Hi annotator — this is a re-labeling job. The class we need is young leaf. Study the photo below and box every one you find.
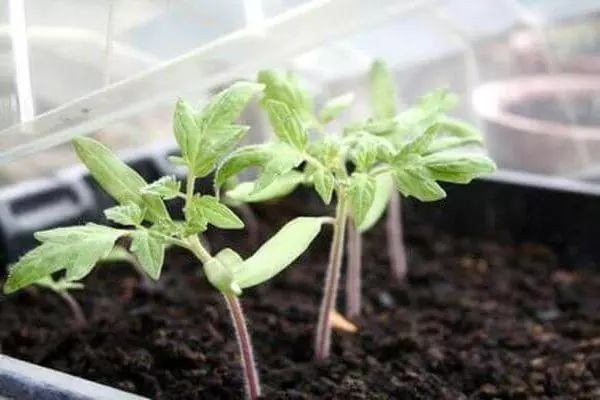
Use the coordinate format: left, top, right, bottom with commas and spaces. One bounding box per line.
101, 246, 138, 265
422, 151, 496, 184
348, 173, 376, 227
423, 135, 483, 156
72, 137, 169, 223
254, 145, 304, 192
197, 81, 264, 131
320, 92, 354, 124
190, 195, 244, 229
419, 88, 458, 115
313, 168, 334, 205
393, 124, 440, 166
192, 124, 249, 177
215, 144, 272, 187
168, 155, 187, 168
34, 276, 84, 292
264, 99, 308, 150
130, 230, 166, 280
286, 71, 315, 125
352, 140, 379, 172
358, 171, 394, 232
104, 202, 144, 226
259, 70, 299, 108
308, 137, 343, 167
232, 217, 327, 288
4, 224, 125, 293
184, 200, 209, 234
141, 176, 181, 200
258, 69, 313, 125
226, 170, 304, 203
393, 167, 446, 202
173, 99, 201, 167
369, 59, 397, 119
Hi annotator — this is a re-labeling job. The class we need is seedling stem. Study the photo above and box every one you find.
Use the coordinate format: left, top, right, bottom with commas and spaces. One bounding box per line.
386, 190, 407, 280
345, 219, 362, 318
315, 191, 348, 360
59, 291, 86, 329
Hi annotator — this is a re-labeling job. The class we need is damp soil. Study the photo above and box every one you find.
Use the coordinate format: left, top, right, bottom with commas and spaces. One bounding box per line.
0, 194, 599, 399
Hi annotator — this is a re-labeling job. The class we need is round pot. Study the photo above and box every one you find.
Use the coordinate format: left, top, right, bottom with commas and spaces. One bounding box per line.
472, 74, 600, 175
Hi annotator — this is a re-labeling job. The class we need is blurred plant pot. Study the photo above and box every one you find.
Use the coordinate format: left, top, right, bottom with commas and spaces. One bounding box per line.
567, 56, 600, 74
472, 74, 600, 174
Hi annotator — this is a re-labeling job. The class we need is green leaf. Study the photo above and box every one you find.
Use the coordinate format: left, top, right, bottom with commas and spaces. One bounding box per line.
423, 136, 483, 155
203, 248, 243, 294
369, 59, 397, 119
72, 137, 169, 223
215, 144, 272, 187
189, 195, 244, 229
226, 170, 304, 203
168, 155, 187, 168
258, 69, 314, 126
264, 99, 308, 150
358, 171, 394, 232
197, 81, 264, 130
394, 124, 440, 166
34, 276, 84, 292
308, 137, 343, 170
285, 71, 315, 118
184, 198, 209, 234
254, 144, 304, 192
141, 176, 181, 200
104, 202, 144, 226
393, 167, 446, 202
130, 230, 166, 280
320, 92, 354, 124
233, 217, 327, 288
422, 151, 496, 184
348, 173, 376, 226
101, 246, 138, 265
313, 168, 335, 205
173, 99, 201, 168
192, 124, 249, 177
4, 224, 125, 293
352, 140, 379, 172
419, 88, 458, 115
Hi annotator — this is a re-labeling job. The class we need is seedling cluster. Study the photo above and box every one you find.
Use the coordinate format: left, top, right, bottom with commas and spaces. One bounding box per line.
2, 60, 495, 399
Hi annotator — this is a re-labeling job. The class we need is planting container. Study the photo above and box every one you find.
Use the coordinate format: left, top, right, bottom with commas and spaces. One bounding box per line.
0, 355, 148, 400
472, 74, 600, 175
0, 141, 598, 397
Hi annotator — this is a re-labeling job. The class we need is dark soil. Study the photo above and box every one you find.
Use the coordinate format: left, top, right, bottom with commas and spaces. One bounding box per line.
1, 193, 599, 399
508, 95, 600, 127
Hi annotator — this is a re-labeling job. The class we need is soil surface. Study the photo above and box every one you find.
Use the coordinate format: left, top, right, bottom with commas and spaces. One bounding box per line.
0, 193, 599, 399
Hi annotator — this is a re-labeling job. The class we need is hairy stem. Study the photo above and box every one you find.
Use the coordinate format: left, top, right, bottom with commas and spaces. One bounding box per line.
224, 293, 261, 400
387, 190, 407, 280
59, 291, 86, 329
315, 192, 349, 360
345, 219, 362, 318
236, 203, 260, 248
187, 234, 212, 264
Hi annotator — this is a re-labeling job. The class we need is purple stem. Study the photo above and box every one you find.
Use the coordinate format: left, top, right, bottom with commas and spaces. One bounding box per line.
236, 203, 260, 248
387, 190, 407, 281
59, 291, 86, 329
345, 219, 362, 318
224, 293, 261, 400
315, 193, 349, 360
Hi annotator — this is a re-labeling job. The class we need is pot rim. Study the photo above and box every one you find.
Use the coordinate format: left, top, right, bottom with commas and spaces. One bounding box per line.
472, 74, 600, 141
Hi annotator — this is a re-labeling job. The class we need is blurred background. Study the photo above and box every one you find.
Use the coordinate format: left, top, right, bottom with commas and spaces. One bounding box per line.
1, 0, 600, 190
